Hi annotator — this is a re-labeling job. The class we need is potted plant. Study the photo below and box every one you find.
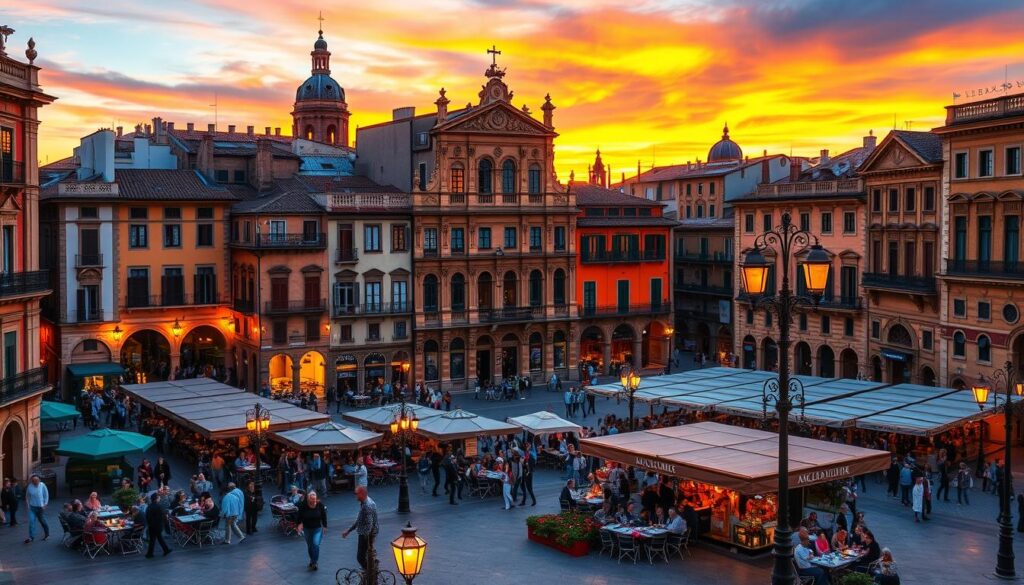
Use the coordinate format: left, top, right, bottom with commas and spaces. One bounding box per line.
111, 485, 140, 512
840, 572, 875, 585
525, 511, 599, 557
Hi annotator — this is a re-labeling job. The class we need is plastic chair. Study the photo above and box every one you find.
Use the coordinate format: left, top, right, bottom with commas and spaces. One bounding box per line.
615, 532, 638, 564
82, 531, 110, 558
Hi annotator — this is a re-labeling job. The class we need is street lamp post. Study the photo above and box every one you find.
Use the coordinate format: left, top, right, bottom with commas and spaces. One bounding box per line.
391, 370, 419, 515
245, 402, 271, 499
619, 366, 641, 431
336, 523, 427, 585
971, 361, 1022, 580
741, 212, 831, 585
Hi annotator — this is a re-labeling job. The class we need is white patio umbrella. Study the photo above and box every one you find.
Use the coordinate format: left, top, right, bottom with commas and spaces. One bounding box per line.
272, 421, 383, 451
507, 411, 582, 435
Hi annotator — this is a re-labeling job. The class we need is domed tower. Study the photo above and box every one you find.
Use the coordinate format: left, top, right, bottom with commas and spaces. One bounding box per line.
291, 28, 350, 146
707, 123, 742, 163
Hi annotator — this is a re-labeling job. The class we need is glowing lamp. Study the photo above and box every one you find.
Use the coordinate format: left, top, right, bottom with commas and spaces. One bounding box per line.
111, 325, 123, 343
411, 415, 419, 431
741, 248, 770, 297
390, 420, 400, 434
1016, 382, 1023, 397
800, 245, 832, 297
171, 318, 183, 338
391, 522, 427, 583
972, 378, 991, 411
402, 362, 411, 374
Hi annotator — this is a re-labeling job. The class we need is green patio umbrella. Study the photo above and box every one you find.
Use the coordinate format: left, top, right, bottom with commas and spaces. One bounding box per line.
55, 428, 156, 461
40, 401, 81, 424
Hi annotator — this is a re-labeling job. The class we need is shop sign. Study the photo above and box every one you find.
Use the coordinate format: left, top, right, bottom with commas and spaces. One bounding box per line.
635, 456, 676, 475
795, 465, 850, 486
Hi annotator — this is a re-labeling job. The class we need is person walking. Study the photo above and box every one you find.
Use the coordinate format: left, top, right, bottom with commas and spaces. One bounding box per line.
911, 477, 924, 522
956, 461, 972, 505
1, 478, 17, 526
342, 487, 379, 572
500, 466, 513, 510
155, 456, 172, 489
937, 452, 951, 503
899, 462, 913, 506
353, 460, 368, 492
308, 453, 328, 496
509, 452, 524, 504
220, 482, 246, 544
563, 387, 573, 418
295, 490, 328, 571
144, 492, 172, 558
586, 390, 596, 416
518, 454, 536, 506
430, 449, 442, 497
443, 454, 459, 505
243, 480, 260, 534
886, 456, 900, 498
416, 455, 431, 494
24, 474, 49, 544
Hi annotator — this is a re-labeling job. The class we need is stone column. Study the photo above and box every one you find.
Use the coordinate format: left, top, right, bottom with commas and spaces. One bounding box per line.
602, 340, 612, 376
292, 361, 301, 397
169, 353, 180, 380
632, 339, 642, 370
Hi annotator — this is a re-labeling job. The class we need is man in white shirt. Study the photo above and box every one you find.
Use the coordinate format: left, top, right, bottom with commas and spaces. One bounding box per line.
24, 474, 50, 543
794, 532, 830, 585
665, 507, 687, 535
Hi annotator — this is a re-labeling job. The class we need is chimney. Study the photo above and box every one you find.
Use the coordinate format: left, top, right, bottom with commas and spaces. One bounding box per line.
265, 127, 271, 136
392, 107, 416, 121
187, 122, 195, 132
228, 124, 236, 133
863, 130, 877, 149
247, 125, 254, 136
197, 133, 214, 179
763, 149, 767, 157
116, 126, 123, 138
761, 160, 770, 184
274, 127, 281, 136
207, 123, 216, 133
166, 122, 175, 132
256, 137, 274, 191
789, 159, 802, 182
151, 117, 165, 144
819, 149, 830, 165
144, 124, 151, 136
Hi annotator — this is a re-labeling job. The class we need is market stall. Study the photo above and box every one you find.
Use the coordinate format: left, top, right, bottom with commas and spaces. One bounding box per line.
853, 383, 1019, 436
65, 362, 124, 399
341, 403, 447, 432
271, 421, 383, 452
579, 422, 890, 552
414, 409, 519, 456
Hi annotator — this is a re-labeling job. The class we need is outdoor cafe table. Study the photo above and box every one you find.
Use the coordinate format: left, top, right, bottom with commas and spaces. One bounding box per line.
96, 506, 124, 520
572, 489, 603, 507
102, 519, 135, 550
176, 513, 207, 524
811, 549, 865, 573
477, 470, 504, 481
370, 459, 397, 469
602, 523, 669, 539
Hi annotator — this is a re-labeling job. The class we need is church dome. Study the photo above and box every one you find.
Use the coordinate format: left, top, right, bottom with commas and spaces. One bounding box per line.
707, 123, 742, 163
296, 74, 345, 102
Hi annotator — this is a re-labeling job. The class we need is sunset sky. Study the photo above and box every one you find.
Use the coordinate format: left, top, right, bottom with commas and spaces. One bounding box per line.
7, 0, 1024, 179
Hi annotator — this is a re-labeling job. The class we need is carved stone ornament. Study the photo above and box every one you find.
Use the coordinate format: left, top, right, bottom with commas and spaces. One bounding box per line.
467, 147, 475, 156
454, 146, 462, 157
494, 146, 503, 158
532, 148, 540, 158
422, 194, 440, 206
454, 107, 545, 135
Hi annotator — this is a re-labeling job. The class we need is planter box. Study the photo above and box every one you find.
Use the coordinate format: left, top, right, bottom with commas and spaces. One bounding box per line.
527, 527, 590, 557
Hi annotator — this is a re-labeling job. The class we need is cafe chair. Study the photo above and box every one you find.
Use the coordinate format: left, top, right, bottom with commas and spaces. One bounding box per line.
791, 562, 815, 585
120, 525, 146, 556
558, 498, 573, 512
170, 516, 200, 547
615, 532, 639, 564
197, 518, 220, 547
598, 528, 617, 558
81, 531, 111, 559
468, 476, 492, 499
646, 533, 669, 564
667, 530, 691, 560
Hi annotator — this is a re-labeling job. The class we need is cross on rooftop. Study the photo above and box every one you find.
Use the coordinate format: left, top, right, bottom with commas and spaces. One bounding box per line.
488, 45, 501, 67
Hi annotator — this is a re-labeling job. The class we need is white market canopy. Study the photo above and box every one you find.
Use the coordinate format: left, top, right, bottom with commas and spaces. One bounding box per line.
414, 409, 519, 440
507, 411, 582, 435
271, 422, 383, 451
341, 403, 447, 432
122, 378, 328, 439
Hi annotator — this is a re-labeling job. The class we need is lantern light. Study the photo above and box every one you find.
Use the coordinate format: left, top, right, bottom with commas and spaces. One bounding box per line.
111, 325, 123, 343
740, 247, 770, 297
411, 415, 419, 431
1016, 382, 1024, 398
800, 245, 832, 297
390, 420, 399, 435
391, 522, 427, 583
972, 378, 991, 411
402, 362, 411, 373
171, 318, 184, 338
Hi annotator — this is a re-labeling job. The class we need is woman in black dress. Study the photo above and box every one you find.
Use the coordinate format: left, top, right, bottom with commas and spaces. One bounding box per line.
244, 480, 260, 534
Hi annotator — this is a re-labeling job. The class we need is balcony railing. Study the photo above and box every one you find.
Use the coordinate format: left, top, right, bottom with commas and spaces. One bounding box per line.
322, 192, 411, 211
0, 270, 50, 300
479, 307, 535, 323
125, 293, 223, 308
817, 296, 864, 311
230, 233, 327, 250
578, 303, 671, 318
946, 93, 1024, 125
264, 299, 327, 315
233, 298, 255, 314
581, 250, 666, 263
674, 282, 733, 296
862, 272, 937, 294
0, 368, 48, 408
755, 178, 863, 197
75, 254, 104, 267
65, 309, 106, 323
332, 302, 411, 318
335, 248, 359, 263
422, 192, 572, 210
945, 259, 1024, 280
674, 252, 733, 264
423, 248, 440, 258
0, 161, 25, 186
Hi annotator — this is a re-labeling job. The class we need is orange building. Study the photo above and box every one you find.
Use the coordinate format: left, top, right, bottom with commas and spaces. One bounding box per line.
574, 182, 674, 377
0, 26, 56, 482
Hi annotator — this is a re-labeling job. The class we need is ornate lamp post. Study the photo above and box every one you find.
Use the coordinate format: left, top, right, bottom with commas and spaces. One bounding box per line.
245, 402, 271, 498
336, 523, 427, 585
972, 361, 1022, 580
619, 366, 641, 431
391, 385, 419, 515
401, 361, 411, 386
741, 212, 831, 585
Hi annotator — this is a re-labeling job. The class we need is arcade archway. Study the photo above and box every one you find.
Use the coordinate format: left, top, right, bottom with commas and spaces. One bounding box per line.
180, 325, 226, 379
121, 329, 170, 382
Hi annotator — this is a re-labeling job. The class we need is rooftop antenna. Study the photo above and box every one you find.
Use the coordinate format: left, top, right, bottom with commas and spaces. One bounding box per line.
904, 121, 913, 131
892, 113, 897, 130
210, 92, 218, 131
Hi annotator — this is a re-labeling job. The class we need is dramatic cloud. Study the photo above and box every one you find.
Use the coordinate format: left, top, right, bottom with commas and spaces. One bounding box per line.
14, 0, 1024, 178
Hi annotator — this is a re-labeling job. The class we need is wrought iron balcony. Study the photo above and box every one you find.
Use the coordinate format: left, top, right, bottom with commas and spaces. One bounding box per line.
674, 252, 733, 265
125, 293, 223, 308
0, 270, 51, 300
75, 254, 104, 268
65, 309, 106, 323
264, 299, 327, 315
581, 250, 666, 263
479, 307, 536, 323
945, 259, 1024, 280
674, 282, 733, 297
230, 233, 327, 250
816, 296, 864, 311
332, 302, 412, 318
0, 161, 25, 186
335, 248, 359, 263
578, 303, 671, 318
862, 272, 937, 294
0, 368, 49, 408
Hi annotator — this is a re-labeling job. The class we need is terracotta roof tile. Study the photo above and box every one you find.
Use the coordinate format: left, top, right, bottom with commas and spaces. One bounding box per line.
574, 184, 662, 207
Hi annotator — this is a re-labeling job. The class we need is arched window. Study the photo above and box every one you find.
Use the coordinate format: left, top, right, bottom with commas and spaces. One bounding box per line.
423, 275, 439, 312
450, 164, 465, 193
478, 159, 493, 194
528, 164, 541, 194
553, 269, 566, 306
326, 125, 337, 144
502, 160, 517, 194
450, 338, 465, 380
887, 324, 913, 347
503, 271, 518, 308
978, 334, 991, 362
451, 273, 466, 311
304, 125, 315, 140
424, 340, 439, 381
529, 332, 543, 371
553, 331, 567, 369
529, 270, 543, 307
477, 272, 492, 309
953, 331, 966, 357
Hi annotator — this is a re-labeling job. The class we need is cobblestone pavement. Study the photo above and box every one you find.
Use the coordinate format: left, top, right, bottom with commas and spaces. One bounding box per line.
0, 373, 1016, 585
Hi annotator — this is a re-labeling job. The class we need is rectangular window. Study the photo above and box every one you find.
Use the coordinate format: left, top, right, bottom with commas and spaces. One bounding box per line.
129, 207, 148, 220
643, 234, 666, 260
233, 170, 245, 183
268, 220, 287, 242
888, 189, 898, 212
820, 212, 832, 234
924, 186, 935, 211
746, 309, 753, 325
745, 214, 754, 233
978, 216, 992, 263
423, 228, 438, 253
333, 282, 356, 314
79, 228, 99, 268
451, 167, 465, 193
391, 224, 408, 252
799, 213, 810, 232
1007, 146, 1022, 175
215, 169, 229, 183
392, 281, 408, 312
529, 226, 542, 251
843, 211, 856, 234
685, 206, 691, 219
709, 204, 716, 218
841, 266, 857, 300
650, 278, 663, 310
418, 162, 427, 191
164, 207, 181, 220
365, 282, 382, 312
197, 224, 214, 247
367, 323, 381, 342
955, 152, 969, 178
161, 267, 184, 306
197, 207, 214, 220
763, 214, 772, 232
1006, 216, 1020, 264
504, 226, 517, 249
163, 224, 181, 248
844, 317, 854, 336
904, 241, 916, 276
554, 226, 566, 251
954, 216, 968, 261
616, 280, 630, 313
129, 225, 148, 248
337, 224, 355, 259
338, 324, 353, 342
923, 330, 933, 351
798, 313, 807, 331
306, 317, 321, 342
905, 187, 916, 212
478, 227, 492, 250
394, 321, 408, 340
821, 315, 831, 334
528, 166, 541, 194
451, 227, 465, 253
127, 268, 149, 307
871, 320, 880, 339
953, 298, 966, 318
697, 183, 704, 195
80, 206, 98, 219
76, 285, 100, 321
194, 266, 217, 304
979, 149, 994, 177
978, 301, 991, 321
302, 220, 319, 243
696, 205, 704, 218
872, 189, 881, 212
923, 241, 935, 277
364, 225, 381, 252
710, 182, 716, 195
